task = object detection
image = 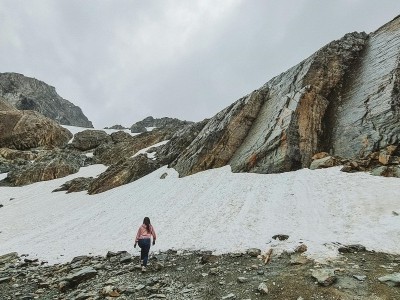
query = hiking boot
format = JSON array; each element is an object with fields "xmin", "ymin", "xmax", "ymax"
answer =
[{"xmin": 141, "ymin": 266, "xmax": 146, "ymax": 272}]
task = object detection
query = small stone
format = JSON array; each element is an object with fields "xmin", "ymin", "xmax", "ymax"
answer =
[
  {"xmin": 237, "ymin": 277, "xmax": 248, "ymax": 283},
  {"xmin": 353, "ymin": 275, "xmax": 367, "ymax": 281},
  {"xmin": 272, "ymin": 234, "xmax": 289, "ymax": 241},
  {"xmin": 0, "ymin": 276, "xmax": 11, "ymax": 284},
  {"xmin": 177, "ymin": 266, "xmax": 184, "ymax": 271},
  {"xmin": 135, "ymin": 284, "xmax": 146, "ymax": 291},
  {"xmin": 247, "ymin": 248, "xmax": 261, "ymax": 257},
  {"xmin": 294, "ymin": 244, "xmax": 307, "ymax": 253},
  {"xmin": 210, "ymin": 267, "xmax": 219, "ymax": 275},
  {"xmin": 258, "ymin": 282, "xmax": 269, "ymax": 294},
  {"xmin": 148, "ymin": 294, "xmax": 166, "ymax": 299},
  {"xmin": 221, "ymin": 293, "xmax": 236, "ymax": 299}
]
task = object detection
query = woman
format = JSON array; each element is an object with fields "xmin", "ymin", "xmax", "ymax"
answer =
[{"xmin": 134, "ymin": 217, "xmax": 157, "ymax": 271}]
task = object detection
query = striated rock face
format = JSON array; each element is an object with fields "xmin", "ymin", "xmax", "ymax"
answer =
[
  {"xmin": 0, "ymin": 110, "xmax": 72, "ymax": 150},
  {"xmin": 3, "ymin": 150, "xmax": 87, "ymax": 186},
  {"xmin": 330, "ymin": 17, "xmax": 400, "ymax": 158},
  {"xmin": 172, "ymin": 31, "xmax": 369, "ymax": 176},
  {"xmin": 70, "ymin": 130, "xmax": 112, "ymax": 151},
  {"xmin": 173, "ymin": 91, "xmax": 266, "ymax": 176},
  {"xmin": 88, "ymin": 154, "xmax": 160, "ymax": 194},
  {"xmin": 0, "ymin": 72, "xmax": 93, "ymax": 128},
  {"xmin": 130, "ymin": 116, "xmax": 193, "ymax": 133}
]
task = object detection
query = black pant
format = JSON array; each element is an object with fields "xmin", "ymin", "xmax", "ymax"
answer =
[{"xmin": 138, "ymin": 238, "xmax": 151, "ymax": 266}]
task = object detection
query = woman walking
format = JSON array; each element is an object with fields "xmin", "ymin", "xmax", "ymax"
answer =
[{"xmin": 134, "ymin": 217, "xmax": 157, "ymax": 272}]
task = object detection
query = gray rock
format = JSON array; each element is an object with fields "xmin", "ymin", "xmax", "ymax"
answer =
[
  {"xmin": 5, "ymin": 149, "xmax": 87, "ymax": 186},
  {"xmin": 221, "ymin": 293, "xmax": 236, "ymax": 299},
  {"xmin": 61, "ymin": 266, "xmax": 97, "ymax": 289},
  {"xmin": 0, "ymin": 72, "xmax": 93, "ymax": 127},
  {"xmin": 246, "ymin": 248, "xmax": 261, "ymax": 257},
  {"xmin": 353, "ymin": 274, "xmax": 367, "ymax": 281},
  {"xmin": 371, "ymin": 166, "xmax": 400, "ymax": 178},
  {"xmin": 0, "ymin": 276, "xmax": 11, "ymax": 283},
  {"xmin": 237, "ymin": 277, "xmax": 248, "ymax": 283},
  {"xmin": 378, "ymin": 273, "xmax": 400, "ymax": 286},
  {"xmin": 272, "ymin": 234, "xmax": 289, "ymax": 241},
  {"xmin": 311, "ymin": 269, "xmax": 337, "ymax": 286},
  {"xmin": 257, "ymin": 282, "xmax": 269, "ymax": 294},
  {"xmin": 338, "ymin": 244, "xmax": 366, "ymax": 253},
  {"xmin": 71, "ymin": 130, "xmax": 112, "ymax": 151}
]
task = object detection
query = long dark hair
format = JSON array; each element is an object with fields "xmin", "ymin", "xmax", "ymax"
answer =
[{"xmin": 143, "ymin": 217, "xmax": 151, "ymax": 232}]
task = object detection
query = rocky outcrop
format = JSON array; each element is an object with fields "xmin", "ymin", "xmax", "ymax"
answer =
[
  {"xmin": 0, "ymin": 72, "xmax": 93, "ymax": 127},
  {"xmin": 169, "ymin": 17, "xmax": 400, "ymax": 177},
  {"xmin": 173, "ymin": 91, "xmax": 266, "ymax": 176},
  {"xmin": 88, "ymin": 154, "xmax": 160, "ymax": 194},
  {"xmin": 130, "ymin": 116, "xmax": 193, "ymax": 133},
  {"xmin": 53, "ymin": 177, "xmax": 95, "ymax": 193},
  {"xmin": 156, "ymin": 119, "xmax": 209, "ymax": 166},
  {"xmin": 0, "ymin": 110, "xmax": 72, "ymax": 150},
  {"xmin": 70, "ymin": 130, "xmax": 112, "ymax": 151},
  {"xmin": 94, "ymin": 127, "xmax": 177, "ymax": 166},
  {"xmin": 331, "ymin": 17, "xmax": 400, "ymax": 158},
  {"xmin": 2, "ymin": 150, "xmax": 87, "ymax": 186}
]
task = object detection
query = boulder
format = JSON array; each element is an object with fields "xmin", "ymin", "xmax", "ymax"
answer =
[
  {"xmin": 110, "ymin": 131, "xmax": 133, "ymax": 143},
  {"xmin": 70, "ymin": 130, "xmax": 112, "ymax": 151},
  {"xmin": 309, "ymin": 156, "xmax": 337, "ymax": 170},
  {"xmin": 60, "ymin": 266, "xmax": 97, "ymax": 289},
  {"xmin": 338, "ymin": 244, "xmax": 366, "ymax": 253},
  {"xmin": 0, "ymin": 110, "xmax": 72, "ymax": 150},
  {"xmin": 371, "ymin": 166, "xmax": 400, "ymax": 178},
  {"xmin": 88, "ymin": 154, "xmax": 160, "ymax": 194},
  {"xmin": 4, "ymin": 150, "xmax": 87, "ymax": 186}
]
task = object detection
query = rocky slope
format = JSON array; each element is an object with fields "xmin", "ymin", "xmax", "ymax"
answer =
[
  {"xmin": 130, "ymin": 116, "xmax": 193, "ymax": 133},
  {"xmin": 167, "ymin": 16, "xmax": 400, "ymax": 177},
  {"xmin": 0, "ymin": 247, "xmax": 399, "ymax": 300},
  {"xmin": 0, "ymin": 72, "xmax": 93, "ymax": 128}
]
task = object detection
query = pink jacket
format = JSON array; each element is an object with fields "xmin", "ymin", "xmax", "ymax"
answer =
[{"xmin": 135, "ymin": 224, "xmax": 156, "ymax": 243}]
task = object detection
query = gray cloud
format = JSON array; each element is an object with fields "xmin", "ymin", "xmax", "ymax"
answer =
[{"xmin": 1, "ymin": 0, "xmax": 399, "ymax": 128}]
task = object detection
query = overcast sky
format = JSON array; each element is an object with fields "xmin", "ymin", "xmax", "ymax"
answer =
[{"xmin": 1, "ymin": 1, "xmax": 400, "ymax": 128}]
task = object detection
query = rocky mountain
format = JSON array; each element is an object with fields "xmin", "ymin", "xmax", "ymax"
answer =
[
  {"xmin": 168, "ymin": 16, "xmax": 400, "ymax": 177},
  {"xmin": 130, "ymin": 116, "xmax": 193, "ymax": 133},
  {"xmin": 1, "ymin": 17, "xmax": 400, "ymax": 193},
  {"xmin": 0, "ymin": 72, "xmax": 93, "ymax": 128}
]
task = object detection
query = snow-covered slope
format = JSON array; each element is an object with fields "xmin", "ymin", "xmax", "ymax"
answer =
[{"xmin": 0, "ymin": 159, "xmax": 399, "ymax": 264}]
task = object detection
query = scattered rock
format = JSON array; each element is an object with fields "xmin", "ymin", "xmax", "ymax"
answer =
[
  {"xmin": 295, "ymin": 244, "xmax": 308, "ymax": 253},
  {"xmin": 272, "ymin": 234, "xmax": 289, "ymax": 241},
  {"xmin": 246, "ymin": 248, "xmax": 261, "ymax": 257},
  {"xmin": 258, "ymin": 282, "xmax": 269, "ymax": 294},
  {"xmin": 338, "ymin": 244, "xmax": 366, "ymax": 253},
  {"xmin": 353, "ymin": 274, "xmax": 367, "ymax": 281},
  {"xmin": 311, "ymin": 269, "xmax": 337, "ymax": 286}
]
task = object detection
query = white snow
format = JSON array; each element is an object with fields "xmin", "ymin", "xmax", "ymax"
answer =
[
  {"xmin": 62, "ymin": 125, "xmax": 139, "ymax": 143},
  {"xmin": 0, "ymin": 164, "xmax": 399, "ymax": 265}
]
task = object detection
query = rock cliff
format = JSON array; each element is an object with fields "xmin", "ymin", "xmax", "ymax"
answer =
[
  {"xmin": 171, "ymin": 16, "xmax": 400, "ymax": 177},
  {"xmin": 0, "ymin": 73, "xmax": 93, "ymax": 128}
]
